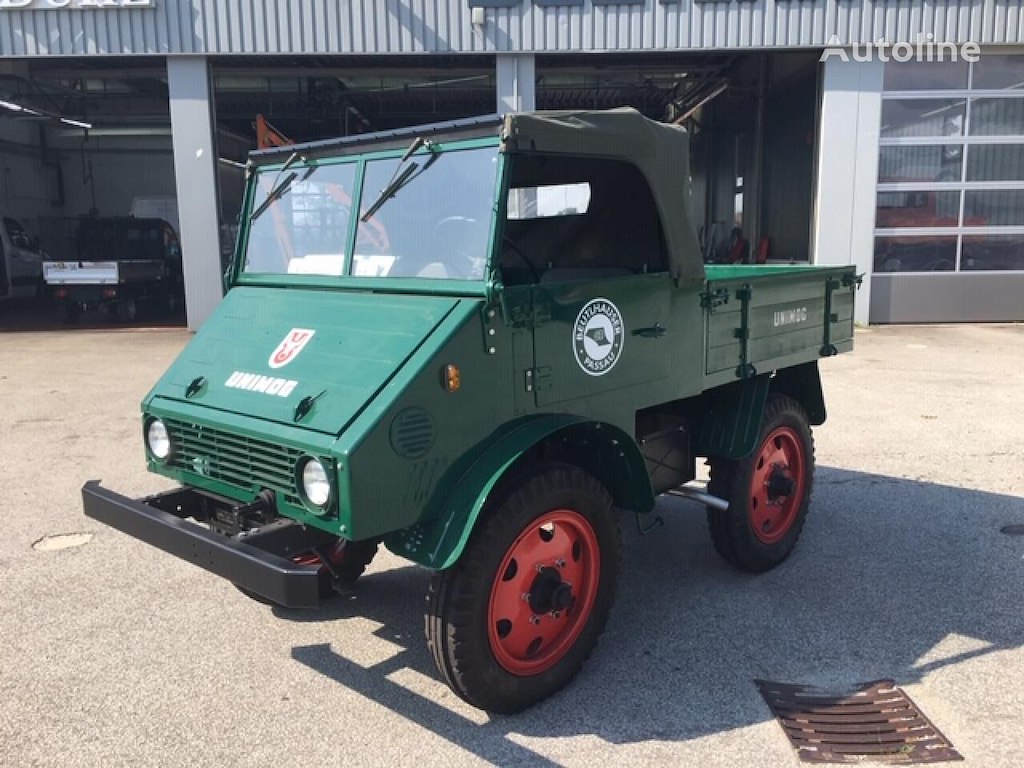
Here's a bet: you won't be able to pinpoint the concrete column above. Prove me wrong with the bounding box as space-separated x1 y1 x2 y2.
167 55 223 330
496 54 535 113
811 54 884 325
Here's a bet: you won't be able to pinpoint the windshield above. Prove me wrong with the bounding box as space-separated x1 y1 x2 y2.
242 145 499 281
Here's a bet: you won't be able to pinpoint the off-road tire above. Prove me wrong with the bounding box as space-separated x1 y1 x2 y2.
425 463 621 714
706 394 814 573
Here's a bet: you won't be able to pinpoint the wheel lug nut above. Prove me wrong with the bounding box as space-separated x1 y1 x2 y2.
551 611 561 619
529 615 541 625
521 592 530 602
555 559 566 568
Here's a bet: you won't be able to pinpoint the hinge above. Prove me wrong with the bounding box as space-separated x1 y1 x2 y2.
525 366 552 393
533 298 552 327
734 283 756 379
701 287 730 312
821 277 839 357
481 305 499 355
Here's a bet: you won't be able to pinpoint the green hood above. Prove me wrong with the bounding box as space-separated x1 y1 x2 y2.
148 286 461 436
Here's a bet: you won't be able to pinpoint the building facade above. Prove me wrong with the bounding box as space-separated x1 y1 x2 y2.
1 0 1022 327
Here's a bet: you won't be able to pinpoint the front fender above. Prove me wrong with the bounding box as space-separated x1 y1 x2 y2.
385 414 653 570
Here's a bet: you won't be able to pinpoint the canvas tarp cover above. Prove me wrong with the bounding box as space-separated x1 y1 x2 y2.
502 108 704 283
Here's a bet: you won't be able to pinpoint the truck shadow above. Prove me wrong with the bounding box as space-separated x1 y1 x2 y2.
282 466 1024 759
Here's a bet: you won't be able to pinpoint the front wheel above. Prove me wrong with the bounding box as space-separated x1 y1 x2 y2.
706 394 815 573
425 464 621 713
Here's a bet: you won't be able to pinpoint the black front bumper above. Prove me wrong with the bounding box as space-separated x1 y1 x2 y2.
82 481 332 608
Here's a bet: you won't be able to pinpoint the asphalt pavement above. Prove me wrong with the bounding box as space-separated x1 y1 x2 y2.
1 322 1022 767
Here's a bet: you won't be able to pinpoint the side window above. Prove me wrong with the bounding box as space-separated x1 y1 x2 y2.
501 155 668 285
507 183 591 220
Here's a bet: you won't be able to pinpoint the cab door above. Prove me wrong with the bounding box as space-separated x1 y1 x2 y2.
530 272 673 407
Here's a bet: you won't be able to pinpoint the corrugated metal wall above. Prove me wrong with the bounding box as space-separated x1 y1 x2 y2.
2 0 1023 58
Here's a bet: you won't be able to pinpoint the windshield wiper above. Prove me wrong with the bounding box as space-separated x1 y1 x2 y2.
250 152 316 222
360 136 438 222
251 170 297 221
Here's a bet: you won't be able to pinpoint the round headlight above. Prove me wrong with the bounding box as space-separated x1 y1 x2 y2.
301 458 331 508
147 419 171 460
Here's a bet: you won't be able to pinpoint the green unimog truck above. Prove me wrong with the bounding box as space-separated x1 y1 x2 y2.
84 109 858 713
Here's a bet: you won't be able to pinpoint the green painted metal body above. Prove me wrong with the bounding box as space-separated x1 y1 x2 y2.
138 112 857 571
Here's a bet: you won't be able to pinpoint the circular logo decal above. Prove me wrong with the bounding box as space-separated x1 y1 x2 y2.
573 298 624 377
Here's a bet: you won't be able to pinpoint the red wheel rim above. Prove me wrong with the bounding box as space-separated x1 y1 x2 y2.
487 509 601 676
292 540 346 567
749 426 806 545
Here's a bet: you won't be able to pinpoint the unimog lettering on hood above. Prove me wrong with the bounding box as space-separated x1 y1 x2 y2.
224 370 298 398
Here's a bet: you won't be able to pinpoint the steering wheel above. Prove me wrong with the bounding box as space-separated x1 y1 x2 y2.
431 216 485 278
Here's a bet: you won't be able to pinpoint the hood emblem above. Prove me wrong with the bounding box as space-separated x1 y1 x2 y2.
269 328 315 369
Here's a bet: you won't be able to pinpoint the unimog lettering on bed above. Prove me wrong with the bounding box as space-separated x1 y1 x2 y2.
84 109 858 714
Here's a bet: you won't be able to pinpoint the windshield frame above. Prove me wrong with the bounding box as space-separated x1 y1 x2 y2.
230 135 504 296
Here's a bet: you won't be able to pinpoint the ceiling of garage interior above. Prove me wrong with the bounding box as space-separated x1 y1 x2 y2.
208 53 736 146
0 57 171 136
0 53 743 154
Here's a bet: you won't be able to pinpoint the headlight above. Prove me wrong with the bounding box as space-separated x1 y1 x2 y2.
301 458 331 508
147 419 172 460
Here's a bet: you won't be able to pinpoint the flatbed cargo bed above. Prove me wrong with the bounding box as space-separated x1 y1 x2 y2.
702 264 858 388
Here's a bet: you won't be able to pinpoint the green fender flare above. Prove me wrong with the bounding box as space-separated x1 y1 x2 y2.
385 414 653 570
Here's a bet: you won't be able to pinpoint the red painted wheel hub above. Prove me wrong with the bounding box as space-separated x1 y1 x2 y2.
292 540 346 567
487 509 600 676
749 426 805 544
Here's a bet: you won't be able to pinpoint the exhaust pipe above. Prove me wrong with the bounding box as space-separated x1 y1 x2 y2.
666 483 730 512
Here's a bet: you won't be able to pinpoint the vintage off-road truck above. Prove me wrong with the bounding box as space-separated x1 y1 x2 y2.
84 109 857 713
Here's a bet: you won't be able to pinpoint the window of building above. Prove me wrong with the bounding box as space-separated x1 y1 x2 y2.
875 56 1024 273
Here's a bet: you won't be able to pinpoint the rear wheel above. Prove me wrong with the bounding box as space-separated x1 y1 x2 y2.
57 300 80 325
706 394 814 572
115 298 138 323
425 464 621 713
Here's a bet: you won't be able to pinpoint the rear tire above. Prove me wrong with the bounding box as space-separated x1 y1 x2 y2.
425 464 621 713
58 301 80 325
115 298 138 323
706 394 814 572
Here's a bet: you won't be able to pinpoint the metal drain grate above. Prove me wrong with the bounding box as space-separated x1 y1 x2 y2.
756 679 963 764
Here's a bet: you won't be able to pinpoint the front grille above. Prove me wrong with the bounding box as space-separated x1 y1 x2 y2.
164 418 303 506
